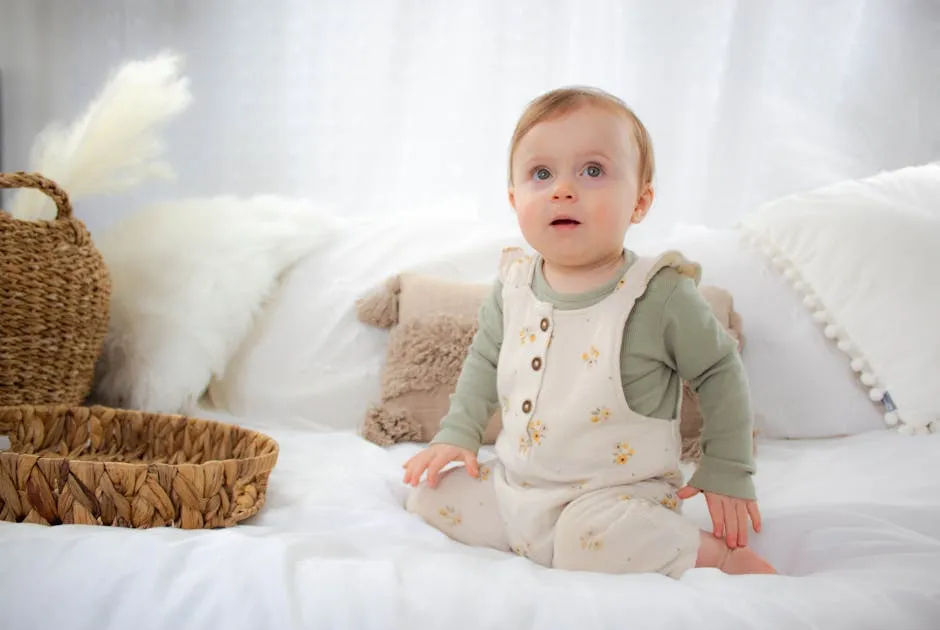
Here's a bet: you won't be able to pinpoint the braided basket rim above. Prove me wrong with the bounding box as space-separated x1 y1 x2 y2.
0 404 279 467
0 208 84 227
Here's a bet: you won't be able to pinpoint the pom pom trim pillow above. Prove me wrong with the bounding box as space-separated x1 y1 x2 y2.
739 163 940 435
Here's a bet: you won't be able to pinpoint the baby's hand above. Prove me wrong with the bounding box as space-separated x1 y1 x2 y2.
402 444 479 488
676 485 762 549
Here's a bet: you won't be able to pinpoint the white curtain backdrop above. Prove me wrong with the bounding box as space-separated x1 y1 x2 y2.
1 0 938 237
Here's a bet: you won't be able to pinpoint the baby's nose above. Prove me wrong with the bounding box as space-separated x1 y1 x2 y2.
552 181 577 201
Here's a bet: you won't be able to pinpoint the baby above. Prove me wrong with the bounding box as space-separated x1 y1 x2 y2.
402 86 776 577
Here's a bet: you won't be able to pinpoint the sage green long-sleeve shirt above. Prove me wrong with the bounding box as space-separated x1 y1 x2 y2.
431 250 756 500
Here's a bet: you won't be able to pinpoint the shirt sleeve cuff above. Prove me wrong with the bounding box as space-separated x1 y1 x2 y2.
687 457 756 501
430 424 482 453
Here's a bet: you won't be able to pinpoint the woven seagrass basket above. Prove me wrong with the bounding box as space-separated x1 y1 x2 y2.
0 405 279 528
0 172 112 407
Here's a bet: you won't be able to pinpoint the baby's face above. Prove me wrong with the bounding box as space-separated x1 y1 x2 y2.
509 105 647 269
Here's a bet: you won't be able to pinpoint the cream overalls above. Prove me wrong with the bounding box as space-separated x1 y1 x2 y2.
407 248 702 578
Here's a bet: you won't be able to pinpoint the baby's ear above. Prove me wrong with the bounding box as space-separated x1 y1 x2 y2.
355 274 401 329
631 185 655 224
508 187 517 212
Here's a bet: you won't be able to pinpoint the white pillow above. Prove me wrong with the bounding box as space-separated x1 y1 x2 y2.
207 215 525 431
634 226 885 439
739 163 940 435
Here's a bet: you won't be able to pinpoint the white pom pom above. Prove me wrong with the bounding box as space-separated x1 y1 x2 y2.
783 268 797 280
860 373 877 387
898 424 914 436
803 295 817 308
850 358 866 372
824 325 841 339
868 388 885 402
929 421 938 434
771 256 786 269
884 411 899 426
813 310 829 323
837 340 854 353
794 281 807 292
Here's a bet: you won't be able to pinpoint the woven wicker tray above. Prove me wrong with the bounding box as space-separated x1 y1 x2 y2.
0 405 278 529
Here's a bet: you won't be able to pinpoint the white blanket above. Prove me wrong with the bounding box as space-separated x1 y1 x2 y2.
2 409 938 630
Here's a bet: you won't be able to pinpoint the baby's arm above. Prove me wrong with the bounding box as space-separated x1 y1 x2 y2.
431 278 504 451
661 275 756 501
403 279 503 487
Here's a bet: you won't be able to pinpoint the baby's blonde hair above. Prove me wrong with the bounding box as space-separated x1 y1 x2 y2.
508 86 654 188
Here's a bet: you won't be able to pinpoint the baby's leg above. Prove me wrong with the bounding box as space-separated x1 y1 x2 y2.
696 532 777 574
405 459 510 552
553 482 776 577
553 483 700 578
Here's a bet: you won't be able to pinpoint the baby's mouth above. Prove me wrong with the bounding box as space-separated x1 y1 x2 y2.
550 218 581 227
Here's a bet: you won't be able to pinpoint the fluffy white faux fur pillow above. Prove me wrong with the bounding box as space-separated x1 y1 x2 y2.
739 163 940 434
91 195 337 413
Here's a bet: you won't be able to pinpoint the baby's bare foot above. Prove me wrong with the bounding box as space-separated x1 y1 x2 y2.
695 530 777 575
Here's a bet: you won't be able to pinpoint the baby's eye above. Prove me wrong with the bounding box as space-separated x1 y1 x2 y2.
582 164 603 178
532 167 552 181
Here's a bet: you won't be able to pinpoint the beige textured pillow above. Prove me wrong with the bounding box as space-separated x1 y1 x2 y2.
356 273 746 462
355 274 501 446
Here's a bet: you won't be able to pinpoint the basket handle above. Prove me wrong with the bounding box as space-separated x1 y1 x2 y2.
0 171 74 221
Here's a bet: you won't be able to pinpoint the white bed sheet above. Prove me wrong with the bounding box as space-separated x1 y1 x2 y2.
1 409 939 630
